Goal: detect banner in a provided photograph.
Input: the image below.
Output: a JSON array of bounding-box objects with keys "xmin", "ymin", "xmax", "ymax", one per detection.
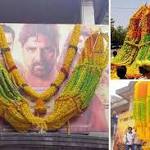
[
  {"xmin": 0, "ymin": 23, "xmax": 108, "ymax": 133},
  {"xmin": 114, "ymin": 111, "xmax": 134, "ymax": 149}
]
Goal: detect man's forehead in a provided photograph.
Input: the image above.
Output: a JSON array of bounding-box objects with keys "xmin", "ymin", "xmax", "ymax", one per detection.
[{"xmin": 26, "ymin": 34, "xmax": 50, "ymax": 44}]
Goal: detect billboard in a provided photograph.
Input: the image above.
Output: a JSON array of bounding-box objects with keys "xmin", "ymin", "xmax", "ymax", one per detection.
[{"xmin": 0, "ymin": 24, "xmax": 108, "ymax": 133}]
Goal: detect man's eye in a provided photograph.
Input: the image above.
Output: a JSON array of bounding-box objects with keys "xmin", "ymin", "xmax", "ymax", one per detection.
[
  {"xmin": 42, "ymin": 47, "xmax": 51, "ymax": 52},
  {"xmin": 27, "ymin": 47, "xmax": 36, "ymax": 52}
]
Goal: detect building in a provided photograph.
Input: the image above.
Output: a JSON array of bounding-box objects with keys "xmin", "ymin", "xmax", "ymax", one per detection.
[{"xmin": 111, "ymin": 81, "xmax": 135, "ymax": 114}]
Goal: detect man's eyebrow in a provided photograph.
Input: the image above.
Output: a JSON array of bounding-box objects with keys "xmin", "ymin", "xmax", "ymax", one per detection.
[
  {"xmin": 26, "ymin": 46, "xmax": 37, "ymax": 50},
  {"xmin": 43, "ymin": 46, "xmax": 54, "ymax": 49}
]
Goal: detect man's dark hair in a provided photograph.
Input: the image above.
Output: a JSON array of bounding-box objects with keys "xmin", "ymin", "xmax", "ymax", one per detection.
[
  {"xmin": 113, "ymin": 50, "xmax": 117, "ymax": 57},
  {"xmin": 139, "ymin": 66, "xmax": 150, "ymax": 75},
  {"xmin": 19, "ymin": 24, "xmax": 59, "ymax": 54},
  {"xmin": 117, "ymin": 66, "xmax": 127, "ymax": 79},
  {"xmin": 3, "ymin": 25, "xmax": 15, "ymax": 40},
  {"xmin": 128, "ymin": 127, "xmax": 132, "ymax": 131}
]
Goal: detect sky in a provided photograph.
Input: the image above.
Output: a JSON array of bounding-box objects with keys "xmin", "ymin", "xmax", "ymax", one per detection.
[
  {"xmin": 110, "ymin": 80, "xmax": 130, "ymax": 96},
  {"xmin": 111, "ymin": 0, "xmax": 150, "ymax": 27}
]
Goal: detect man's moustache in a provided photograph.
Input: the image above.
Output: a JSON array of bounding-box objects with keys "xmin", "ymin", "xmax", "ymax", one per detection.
[{"xmin": 32, "ymin": 62, "xmax": 44, "ymax": 67}]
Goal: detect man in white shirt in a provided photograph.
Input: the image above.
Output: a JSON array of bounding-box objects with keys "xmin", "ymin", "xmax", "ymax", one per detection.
[{"xmin": 123, "ymin": 127, "xmax": 134, "ymax": 150}]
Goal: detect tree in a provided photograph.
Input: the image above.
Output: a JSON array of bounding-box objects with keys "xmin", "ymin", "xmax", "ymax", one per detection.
[{"xmin": 111, "ymin": 18, "xmax": 127, "ymax": 49}]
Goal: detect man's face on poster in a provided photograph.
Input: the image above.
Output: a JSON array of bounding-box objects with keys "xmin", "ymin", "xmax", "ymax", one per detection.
[{"xmin": 22, "ymin": 33, "xmax": 57, "ymax": 79}]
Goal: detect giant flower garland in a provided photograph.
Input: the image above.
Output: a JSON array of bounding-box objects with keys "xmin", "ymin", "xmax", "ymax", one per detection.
[
  {"xmin": 133, "ymin": 81, "xmax": 150, "ymax": 141},
  {"xmin": 111, "ymin": 5, "xmax": 150, "ymax": 79},
  {"xmin": 136, "ymin": 9, "xmax": 150, "ymax": 67},
  {"xmin": 0, "ymin": 25, "xmax": 108, "ymax": 132}
]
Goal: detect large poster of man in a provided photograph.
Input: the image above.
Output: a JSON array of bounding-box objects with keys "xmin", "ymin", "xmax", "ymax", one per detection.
[{"xmin": 0, "ymin": 24, "xmax": 108, "ymax": 133}]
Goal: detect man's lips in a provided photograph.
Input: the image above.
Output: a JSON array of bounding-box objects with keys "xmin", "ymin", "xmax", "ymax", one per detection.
[{"xmin": 33, "ymin": 65, "xmax": 45, "ymax": 72}]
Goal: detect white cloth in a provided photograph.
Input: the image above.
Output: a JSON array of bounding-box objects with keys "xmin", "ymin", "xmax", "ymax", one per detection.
[{"xmin": 123, "ymin": 132, "xmax": 134, "ymax": 145}]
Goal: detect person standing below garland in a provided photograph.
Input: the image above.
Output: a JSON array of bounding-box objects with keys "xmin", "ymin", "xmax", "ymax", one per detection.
[
  {"xmin": 112, "ymin": 111, "xmax": 118, "ymax": 137},
  {"xmin": 123, "ymin": 127, "xmax": 134, "ymax": 150},
  {"xmin": 117, "ymin": 66, "xmax": 127, "ymax": 79}
]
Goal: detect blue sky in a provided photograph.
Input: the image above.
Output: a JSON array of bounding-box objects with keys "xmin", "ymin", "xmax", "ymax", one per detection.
[{"xmin": 111, "ymin": 0, "xmax": 150, "ymax": 27}]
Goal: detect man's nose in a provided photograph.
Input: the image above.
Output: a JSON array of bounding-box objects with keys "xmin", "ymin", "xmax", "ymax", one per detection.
[{"xmin": 35, "ymin": 49, "xmax": 42, "ymax": 62}]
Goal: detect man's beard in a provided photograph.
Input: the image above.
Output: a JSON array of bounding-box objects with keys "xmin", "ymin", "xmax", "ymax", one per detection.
[{"xmin": 30, "ymin": 62, "xmax": 54, "ymax": 80}]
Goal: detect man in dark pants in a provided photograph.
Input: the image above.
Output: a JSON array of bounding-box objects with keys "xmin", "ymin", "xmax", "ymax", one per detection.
[{"xmin": 124, "ymin": 127, "xmax": 134, "ymax": 150}]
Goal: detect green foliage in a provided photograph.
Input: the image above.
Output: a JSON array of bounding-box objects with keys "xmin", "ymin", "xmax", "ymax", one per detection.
[{"xmin": 111, "ymin": 18, "xmax": 127, "ymax": 48}]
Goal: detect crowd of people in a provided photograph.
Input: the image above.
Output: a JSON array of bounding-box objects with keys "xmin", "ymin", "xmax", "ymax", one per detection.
[{"xmin": 112, "ymin": 50, "xmax": 150, "ymax": 79}]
